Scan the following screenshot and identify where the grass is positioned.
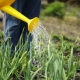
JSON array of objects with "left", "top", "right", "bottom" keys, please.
[{"left": 0, "top": 31, "right": 80, "bottom": 80}]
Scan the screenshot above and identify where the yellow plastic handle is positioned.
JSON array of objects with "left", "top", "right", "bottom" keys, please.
[
  {"left": 1, "top": 5, "right": 30, "bottom": 23},
  {"left": 0, "top": 0, "right": 15, "bottom": 7}
]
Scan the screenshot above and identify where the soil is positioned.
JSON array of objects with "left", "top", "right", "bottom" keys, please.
[{"left": 42, "top": 16, "right": 80, "bottom": 39}]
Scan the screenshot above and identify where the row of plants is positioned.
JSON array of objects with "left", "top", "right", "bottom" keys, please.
[{"left": 0, "top": 31, "right": 80, "bottom": 80}]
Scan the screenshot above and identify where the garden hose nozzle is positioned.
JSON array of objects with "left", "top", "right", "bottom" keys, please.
[{"left": 0, "top": 0, "right": 40, "bottom": 32}]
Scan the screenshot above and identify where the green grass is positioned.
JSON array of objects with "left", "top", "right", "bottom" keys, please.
[{"left": 0, "top": 31, "right": 80, "bottom": 80}]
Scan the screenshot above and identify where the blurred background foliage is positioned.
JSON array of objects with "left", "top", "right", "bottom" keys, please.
[{"left": 43, "top": 1, "right": 66, "bottom": 18}]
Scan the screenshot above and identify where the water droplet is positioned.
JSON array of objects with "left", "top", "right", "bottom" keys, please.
[{"left": 31, "top": 22, "right": 49, "bottom": 50}]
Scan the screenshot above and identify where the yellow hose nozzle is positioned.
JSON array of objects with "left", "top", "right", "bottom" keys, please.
[
  {"left": 28, "top": 18, "right": 40, "bottom": 32},
  {"left": 0, "top": 0, "right": 40, "bottom": 32}
]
